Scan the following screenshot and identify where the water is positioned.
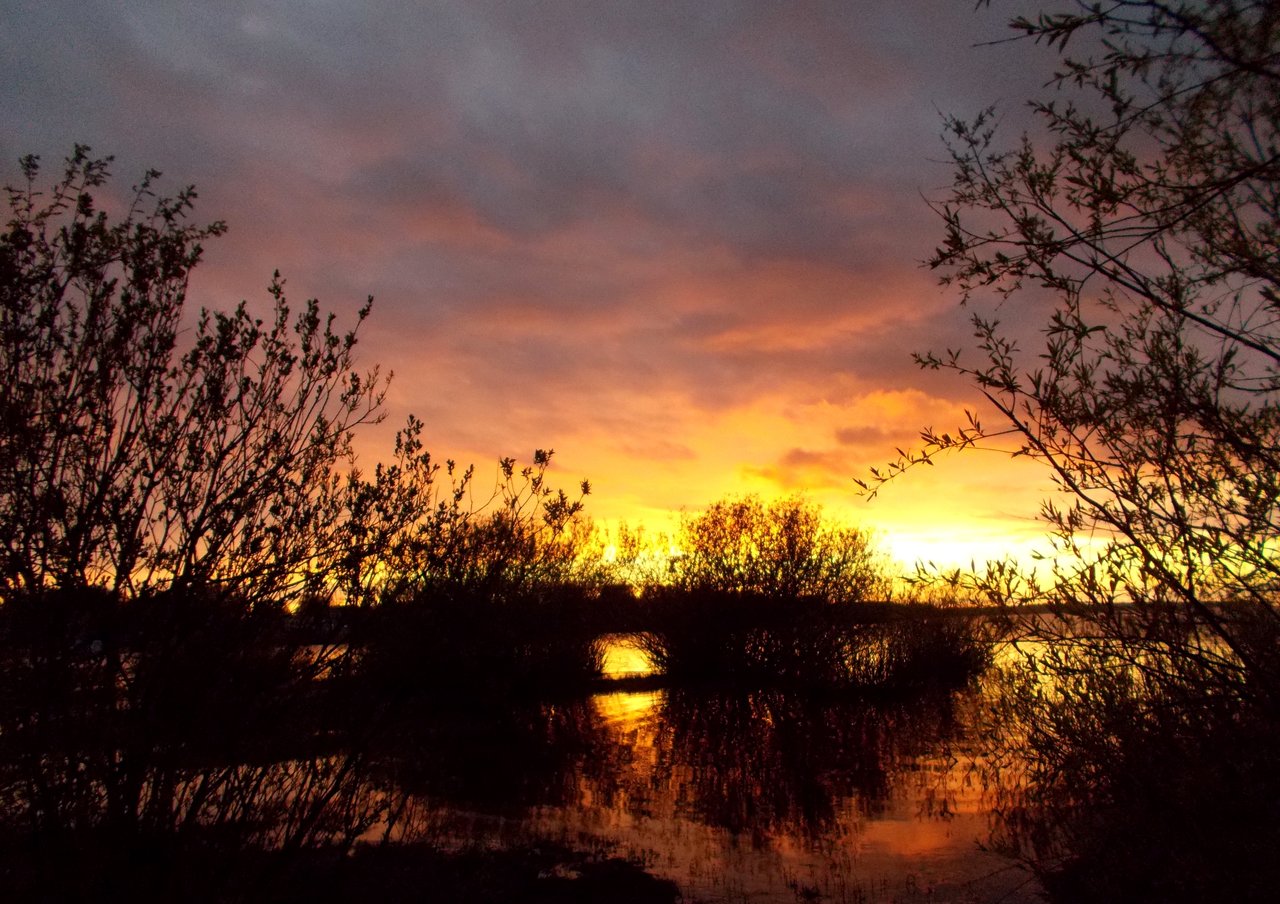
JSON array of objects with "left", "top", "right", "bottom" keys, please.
[{"left": 392, "top": 635, "right": 1040, "bottom": 903}]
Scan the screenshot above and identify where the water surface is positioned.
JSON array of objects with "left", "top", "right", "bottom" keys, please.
[{"left": 394, "top": 634, "right": 1040, "bottom": 903}]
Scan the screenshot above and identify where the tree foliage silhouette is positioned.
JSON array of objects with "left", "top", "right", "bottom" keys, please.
[
  {"left": 864, "top": 0, "right": 1280, "bottom": 684},
  {"left": 0, "top": 148, "right": 600, "bottom": 895},
  {"left": 0, "top": 146, "right": 402, "bottom": 602},
  {"left": 864, "top": 3, "right": 1280, "bottom": 898},
  {"left": 669, "top": 494, "right": 886, "bottom": 603}
]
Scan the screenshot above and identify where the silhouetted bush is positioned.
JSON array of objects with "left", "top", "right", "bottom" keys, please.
[
  {"left": 869, "top": 2, "right": 1280, "bottom": 896},
  {"left": 0, "top": 147, "right": 435, "bottom": 606},
  {"left": 356, "top": 585, "right": 605, "bottom": 708},
  {"left": 621, "top": 496, "right": 976, "bottom": 691},
  {"left": 0, "top": 586, "right": 392, "bottom": 900},
  {"left": 665, "top": 495, "right": 889, "bottom": 603},
  {"left": 636, "top": 590, "right": 839, "bottom": 685},
  {"left": 0, "top": 149, "right": 443, "bottom": 894},
  {"left": 846, "top": 614, "right": 995, "bottom": 689},
  {"left": 636, "top": 590, "right": 991, "bottom": 691},
  {"left": 0, "top": 151, "right": 619, "bottom": 891},
  {"left": 989, "top": 634, "right": 1280, "bottom": 904},
  {"left": 349, "top": 448, "right": 607, "bottom": 706}
]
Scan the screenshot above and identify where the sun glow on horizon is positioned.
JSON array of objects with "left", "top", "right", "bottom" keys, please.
[{"left": 355, "top": 369, "right": 1063, "bottom": 585}]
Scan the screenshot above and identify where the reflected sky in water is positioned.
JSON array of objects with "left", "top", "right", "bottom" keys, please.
[
  {"left": 389, "top": 635, "right": 1040, "bottom": 903},
  {"left": 594, "top": 688, "right": 665, "bottom": 730}
]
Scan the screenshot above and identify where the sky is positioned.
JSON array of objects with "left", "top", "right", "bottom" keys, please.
[{"left": 1, "top": 1, "right": 1066, "bottom": 568}]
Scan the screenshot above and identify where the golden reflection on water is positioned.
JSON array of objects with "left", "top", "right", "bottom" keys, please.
[
  {"left": 596, "top": 635, "right": 665, "bottom": 731},
  {"left": 536, "top": 687, "right": 1032, "bottom": 904},
  {"left": 382, "top": 627, "right": 1042, "bottom": 902},
  {"left": 593, "top": 689, "right": 664, "bottom": 729},
  {"left": 572, "top": 658, "right": 1038, "bottom": 902}
]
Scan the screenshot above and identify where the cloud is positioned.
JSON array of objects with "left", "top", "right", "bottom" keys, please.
[
  {"left": 744, "top": 447, "right": 857, "bottom": 492},
  {"left": 0, "top": 0, "right": 1062, "bottom": 544},
  {"left": 834, "top": 425, "right": 893, "bottom": 446}
]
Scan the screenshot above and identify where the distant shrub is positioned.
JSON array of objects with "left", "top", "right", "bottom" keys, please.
[
  {"left": 353, "top": 451, "right": 607, "bottom": 704},
  {"left": 665, "top": 495, "right": 888, "bottom": 603},
  {"left": 636, "top": 590, "right": 991, "bottom": 692},
  {"left": 629, "top": 496, "right": 986, "bottom": 691}
]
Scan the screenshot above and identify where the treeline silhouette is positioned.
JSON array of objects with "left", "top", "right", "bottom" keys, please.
[{"left": 0, "top": 150, "right": 988, "bottom": 901}]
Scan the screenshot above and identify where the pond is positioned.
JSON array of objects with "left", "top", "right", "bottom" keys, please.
[
  {"left": 10, "top": 601, "right": 1264, "bottom": 902},
  {"left": 384, "top": 634, "right": 1041, "bottom": 903}
]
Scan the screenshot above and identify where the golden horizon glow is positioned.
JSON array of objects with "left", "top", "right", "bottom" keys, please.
[
  {"left": 354, "top": 389, "right": 1063, "bottom": 580},
  {"left": 22, "top": 1, "right": 1069, "bottom": 591}
]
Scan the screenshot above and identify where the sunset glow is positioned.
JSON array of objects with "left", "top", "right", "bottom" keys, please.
[
  {"left": 1, "top": 1, "right": 1060, "bottom": 572},
  {"left": 6, "top": 5, "right": 1273, "bottom": 898}
]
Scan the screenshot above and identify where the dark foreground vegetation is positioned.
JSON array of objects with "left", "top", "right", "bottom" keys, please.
[
  {"left": 988, "top": 615, "right": 1280, "bottom": 904},
  {"left": 867, "top": 2, "right": 1280, "bottom": 901},
  {"left": 0, "top": 582, "right": 989, "bottom": 902},
  {"left": 635, "top": 591, "right": 991, "bottom": 692},
  {"left": 0, "top": 585, "right": 990, "bottom": 901}
]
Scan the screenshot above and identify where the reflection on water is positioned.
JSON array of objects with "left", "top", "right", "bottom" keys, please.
[
  {"left": 567, "top": 690, "right": 1027, "bottom": 902},
  {"left": 386, "top": 635, "right": 1039, "bottom": 903},
  {"left": 594, "top": 688, "right": 664, "bottom": 729}
]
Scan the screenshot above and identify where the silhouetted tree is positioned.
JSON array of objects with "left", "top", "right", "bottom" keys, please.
[
  {"left": 387, "top": 450, "right": 596, "bottom": 601},
  {"left": 627, "top": 496, "right": 972, "bottom": 690},
  {"left": 0, "top": 147, "right": 451, "bottom": 893},
  {"left": 0, "top": 146, "right": 427, "bottom": 604},
  {"left": 869, "top": 0, "right": 1280, "bottom": 659},
  {"left": 353, "top": 449, "right": 607, "bottom": 706},
  {"left": 0, "top": 145, "right": 619, "bottom": 899},
  {"left": 668, "top": 495, "right": 887, "bottom": 602},
  {"left": 862, "top": 3, "right": 1280, "bottom": 899}
]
